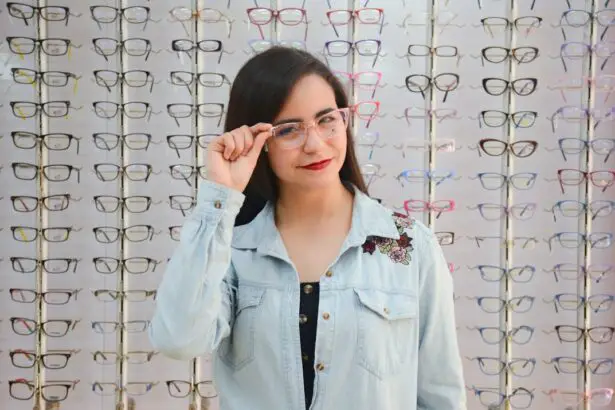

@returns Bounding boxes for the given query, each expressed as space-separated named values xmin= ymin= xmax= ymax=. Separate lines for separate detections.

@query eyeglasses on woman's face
xmin=270 ymin=107 xmax=349 ymax=150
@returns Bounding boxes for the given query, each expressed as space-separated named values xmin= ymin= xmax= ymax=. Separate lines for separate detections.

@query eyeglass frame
xmin=10 ymin=194 xmax=79 ymax=212
xmin=544 ymin=263 xmax=613 ymax=283
xmin=402 ymin=73 xmax=460 ymax=103
xmin=555 ymin=168 xmax=615 ymax=194
xmin=324 ymin=8 xmax=385 ymax=37
xmin=269 ymin=107 xmax=350 ymax=151
xmin=465 ymin=356 xmax=536 ymax=377
xmin=547 ymin=137 xmax=615 ymax=163
xmin=93 ymin=69 xmax=156 ymax=93
xmin=246 ymin=7 xmax=309 ymax=41
xmin=555 ymin=41 xmax=614 ymax=72
xmin=10 ymin=317 xmax=80 ymax=337
xmin=476 ymin=16 xmax=543 ymax=37
xmin=90 ymin=5 xmax=156 ymax=30
xmin=92 ymin=132 xmax=156 ymax=151
xmin=475 ymin=138 xmax=538 ymax=157
xmin=478 ymin=46 xmax=539 ymax=66
xmin=9 ymin=100 xmax=79 ymax=118
xmin=6 ymin=36 xmax=79 ymax=56
xmin=9 ymin=349 xmax=81 ymax=369
xmin=170 ymin=39 xmax=226 ymax=63
xmin=9 ymin=288 xmax=81 ymax=304
xmin=547 ymin=199 xmax=615 ymax=222
xmin=11 ymin=131 xmax=81 ymax=153
xmin=477 ymin=110 xmax=538 ymax=128
xmin=467 ymin=264 xmax=536 ymax=282
xmin=11 ymin=162 xmax=81 ymax=183
xmin=93 ymin=256 xmax=160 ymax=274
xmin=166 ymin=380 xmax=218 ymax=398
xmin=10 ymin=257 xmax=80 ymax=274
xmin=543 ymin=387 xmax=614 ymax=406
xmin=92 ymin=37 xmax=154 ymax=61
xmin=549 ymin=325 xmax=615 ymax=343
xmin=168 ymin=6 xmax=234 ymax=38
xmin=6 ymin=3 xmax=79 ymax=26
xmin=323 ymin=39 xmax=382 ymax=68
xmin=11 ymin=67 xmax=81 ymax=87
xmin=468 ymin=202 xmax=537 ymax=221
xmin=480 ymin=77 xmax=538 ymax=96
xmin=471 ymin=172 xmax=538 ymax=190
xmin=166 ymin=102 xmax=225 ymax=127
xmin=8 ymin=378 xmax=80 ymax=401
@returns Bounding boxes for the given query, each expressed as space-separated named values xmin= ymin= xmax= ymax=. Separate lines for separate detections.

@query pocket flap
xmin=354 ymin=289 xmax=417 ymax=321
xmin=237 ymin=286 xmax=266 ymax=312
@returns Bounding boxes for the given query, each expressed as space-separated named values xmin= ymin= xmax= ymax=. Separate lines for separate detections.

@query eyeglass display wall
xmin=0 ymin=0 xmax=614 ymax=409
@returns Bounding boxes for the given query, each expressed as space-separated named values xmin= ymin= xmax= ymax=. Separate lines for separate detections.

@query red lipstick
xmin=301 ymin=159 xmax=332 ymax=171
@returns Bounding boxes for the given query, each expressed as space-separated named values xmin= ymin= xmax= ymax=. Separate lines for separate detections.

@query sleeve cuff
xmin=194 ymin=179 xmax=246 ymax=219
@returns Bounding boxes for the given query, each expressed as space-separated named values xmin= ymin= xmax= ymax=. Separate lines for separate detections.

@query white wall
xmin=0 ymin=0 xmax=614 ymax=409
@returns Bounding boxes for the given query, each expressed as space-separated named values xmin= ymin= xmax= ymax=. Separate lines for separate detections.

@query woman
xmin=149 ymin=47 xmax=466 ymax=410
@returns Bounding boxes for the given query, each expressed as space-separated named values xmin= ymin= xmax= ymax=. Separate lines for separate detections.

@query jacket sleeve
xmin=414 ymin=221 xmax=467 ymax=410
xmin=148 ymin=180 xmax=245 ymax=361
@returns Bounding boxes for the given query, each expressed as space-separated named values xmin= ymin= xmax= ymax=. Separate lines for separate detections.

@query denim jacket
xmin=149 ymin=180 xmax=467 ymax=410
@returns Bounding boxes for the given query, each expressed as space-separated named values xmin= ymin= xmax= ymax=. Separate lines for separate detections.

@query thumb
xmin=247 ymin=130 xmax=272 ymax=160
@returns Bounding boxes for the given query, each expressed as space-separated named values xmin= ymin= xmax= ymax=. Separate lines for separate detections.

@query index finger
xmin=249 ymin=122 xmax=273 ymax=134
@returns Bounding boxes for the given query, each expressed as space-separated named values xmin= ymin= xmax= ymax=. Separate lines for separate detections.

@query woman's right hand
xmin=205 ymin=123 xmax=273 ymax=193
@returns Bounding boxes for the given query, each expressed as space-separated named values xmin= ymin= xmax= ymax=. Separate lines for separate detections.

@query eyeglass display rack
xmin=0 ymin=0 xmax=614 ymax=409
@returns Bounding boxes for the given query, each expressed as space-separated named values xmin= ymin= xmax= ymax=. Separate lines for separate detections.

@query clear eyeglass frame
xmin=270 ymin=107 xmax=350 ymax=150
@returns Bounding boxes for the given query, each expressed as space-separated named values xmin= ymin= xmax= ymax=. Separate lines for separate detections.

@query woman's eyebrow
xmin=272 ymin=107 xmax=336 ymax=126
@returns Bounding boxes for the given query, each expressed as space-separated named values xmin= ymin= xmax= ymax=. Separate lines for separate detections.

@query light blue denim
xmin=149 ymin=180 xmax=467 ymax=410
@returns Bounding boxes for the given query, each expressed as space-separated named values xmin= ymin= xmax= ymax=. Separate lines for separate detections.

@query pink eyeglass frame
xmin=349 ymin=100 xmax=381 ymax=128
xmin=544 ymin=387 xmax=613 ymax=406
xmin=333 ymin=70 xmax=383 ymax=98
xmin=395 ymin=199 xmax=456 ymax=219
xmin=269 ymin=107 xmax=350 ymax=146
xmin=325 ymin=8 xmax=384 ymax=37
xmin=325 ymin=8 xmax=384 ymax=25
xmin=403 ymin=199 xmax=456 ymax=212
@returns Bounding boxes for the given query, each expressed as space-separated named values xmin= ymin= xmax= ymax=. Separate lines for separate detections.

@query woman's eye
xmin=276 ymin=125 xmax=299 ymax=137
xmin=318 ymin=115 xmax=336 ymax=124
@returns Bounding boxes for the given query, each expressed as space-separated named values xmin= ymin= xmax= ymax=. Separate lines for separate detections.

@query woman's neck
xmin=275 ymin=180 xmax=354 ymax=227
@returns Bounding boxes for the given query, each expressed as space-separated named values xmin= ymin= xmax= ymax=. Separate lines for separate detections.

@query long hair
xmin=223 ymin=47 xmax=368 ymax=226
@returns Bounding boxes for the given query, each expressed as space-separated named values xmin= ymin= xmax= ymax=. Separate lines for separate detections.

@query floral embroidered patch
xmin=392 ymin=212 xmax=415 ymax=231
xmin=361 ymin=213 xmax=415 ymax=265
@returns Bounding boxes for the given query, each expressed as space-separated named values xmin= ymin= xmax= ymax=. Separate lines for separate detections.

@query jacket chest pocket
xmin=353 ymin=288 xmax=417 ymax=380
xmin=218 ymin=286 xmax=266 ymax=371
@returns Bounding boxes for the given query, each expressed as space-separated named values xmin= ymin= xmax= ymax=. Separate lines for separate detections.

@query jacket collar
xmin=232 ymin=183 xmax=400 ymax=260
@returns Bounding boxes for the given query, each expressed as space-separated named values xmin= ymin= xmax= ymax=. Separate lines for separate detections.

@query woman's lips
xmin=300 ymin=159 xmax=332 ymax=171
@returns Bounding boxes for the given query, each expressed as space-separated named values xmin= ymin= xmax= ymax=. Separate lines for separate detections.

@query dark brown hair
xmin=224 ymin=46 xmax=368 ymax=226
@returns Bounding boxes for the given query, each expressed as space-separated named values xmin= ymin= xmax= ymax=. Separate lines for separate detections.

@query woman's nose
xmin=302 ymin=125 xmax=326 ymax=152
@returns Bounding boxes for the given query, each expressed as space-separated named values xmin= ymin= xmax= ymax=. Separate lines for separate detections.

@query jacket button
xmin=213 ymin=200 xmax=222 ymax=209
xmin=322 ymin=312 xmax=330 ymax=320
xmin=303 ymin=284 xmax=313 ymax=294
xmin=383 ymin=307 xmax=390 ymax=314
xmin=299 ymin=314 xmax=308 ymax=324
xmin=315 ymin=362 xmax=325 ymax=371
xmin=325 ymin=270 xmax=333 ymax=277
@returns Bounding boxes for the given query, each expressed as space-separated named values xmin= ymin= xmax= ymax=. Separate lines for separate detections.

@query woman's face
xmin=266 ymin=74 xmax=348 ymax=191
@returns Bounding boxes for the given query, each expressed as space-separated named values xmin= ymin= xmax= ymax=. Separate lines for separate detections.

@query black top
xmin=299 ymin=281 xmax=320 ymax=410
